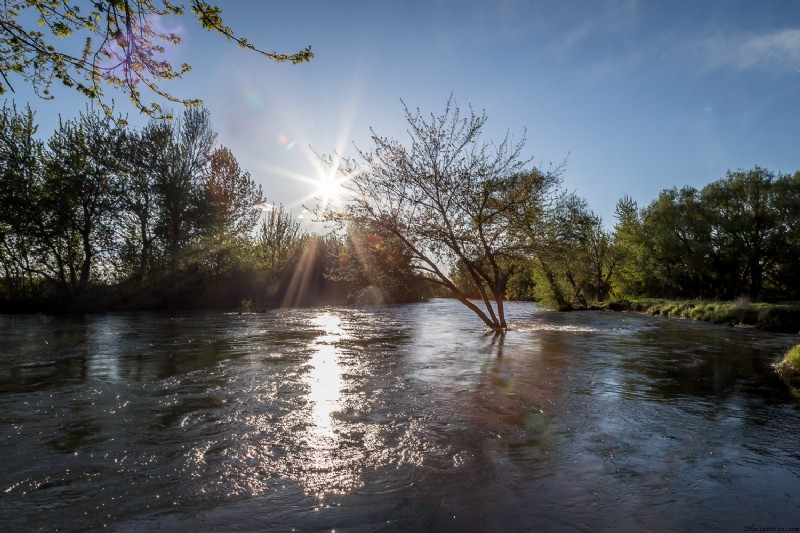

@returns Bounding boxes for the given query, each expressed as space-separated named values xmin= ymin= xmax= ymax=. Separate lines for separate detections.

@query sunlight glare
xmin=315 ymin=173 xmax=346 ymax=206
xmin=307 ymin=313 xmax=346 ymax=439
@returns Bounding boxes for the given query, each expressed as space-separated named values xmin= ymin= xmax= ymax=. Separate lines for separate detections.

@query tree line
xmin=612 ymin=167 xmax=800 ymax=302
xmin=3 ymin=98 xmax=798 ymax=322
xmin=0 ymin=104 xmax=427 ymax=312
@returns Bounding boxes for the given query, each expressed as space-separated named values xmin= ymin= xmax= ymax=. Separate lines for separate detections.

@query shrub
xmin=775 ymin=344 xmax=800 ymax=384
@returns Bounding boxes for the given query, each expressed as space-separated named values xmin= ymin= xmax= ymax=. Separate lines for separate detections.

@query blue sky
xmin=6 ymin=0 xmax=800 ymax=226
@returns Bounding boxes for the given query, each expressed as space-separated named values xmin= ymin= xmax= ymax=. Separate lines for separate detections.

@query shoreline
xmin=594 ymin=298 xmax=800 ymax=335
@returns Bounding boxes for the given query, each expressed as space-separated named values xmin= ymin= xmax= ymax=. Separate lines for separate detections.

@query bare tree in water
xmin=318 ymin=97 xmax=562 ymax=330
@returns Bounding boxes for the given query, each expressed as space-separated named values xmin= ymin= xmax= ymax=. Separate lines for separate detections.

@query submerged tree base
xmin=597 ymin=298 xmax=800 ymax=334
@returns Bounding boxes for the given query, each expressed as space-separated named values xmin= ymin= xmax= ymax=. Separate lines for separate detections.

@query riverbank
xmin=775 ymin=344 xmax=800 ymax=385
xmin=596 ymin=298 xmax=800 ymax=334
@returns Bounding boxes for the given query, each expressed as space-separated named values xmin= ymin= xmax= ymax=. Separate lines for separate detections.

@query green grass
xmin=775 ymin=344 xmax=800 ymax=384
xmin=598 ymin=298 xmax=800 ymax=333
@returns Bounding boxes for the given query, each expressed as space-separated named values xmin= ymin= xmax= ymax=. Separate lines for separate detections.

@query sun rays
xmin=231 ymin=71 xmax=371 ymax=222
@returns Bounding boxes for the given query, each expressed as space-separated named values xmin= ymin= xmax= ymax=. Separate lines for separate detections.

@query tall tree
xmin=0 ymin=103 xmax=44 ymax=299
xmin=702 ymin=167 xmax=778 ymax=301
xmin=0 ymin=1 xmax=312 ymax=121
xmin=154 ymin=106 xmax=215 ymax=270
xmin=44 ymin=110 xmax=123 ymax=293
xmin=318 ymin=97 xmax=561 ymax=329
xmin=610 ymin=195 xmax=647 ymax=297
xmin=115 ymin=119 xmax=170 ymax=285
xmin=196 ymin=146 xmax=263 ymax=275
xmin=199 ymin=146 xmax=263 ymax=239
xmin=639 ymin=187 xmax=714 ymax=298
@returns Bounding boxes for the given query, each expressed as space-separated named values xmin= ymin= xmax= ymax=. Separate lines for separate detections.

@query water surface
xmin=1 ymin=300 xmax=799 ymax=531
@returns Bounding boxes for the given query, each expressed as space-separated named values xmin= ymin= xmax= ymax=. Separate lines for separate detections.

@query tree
xmin=330 ymin=223 xmax=422 ymax=305
xmin=531 ymin=193 xmax=615 ymax=309
xmin=610 ymin=195 xmax=647 ymax=297
xmin=638 ymin=187 xmax=715 ymax=298
xmin=195 ymin=145 xmax=263 ymax=276
xmin=0 ymin=1 xmax=313 ymax=121
xmin=154 ymin=106 xmax=215 ymax=269
xmin=613 ymin=167 xmax=798 ymax=301
xmin=702 ymin=167 xmax=779 ymax=301
xmin=115 ymin=119 xmax=170 ymax=285
xmin=256 ymin=204 xmax=305 ymax=280
xmin=43 ymin=109 xmax=123 ymax=293
xmin=199 ymin=146 xmax=263 ymax=240
xmin=770 ymin=171 xmax=800 ymax=299
xmin=317 ymin=97 xmax=562 ymax=330
xmin=0 ymin=102 xmax=44 ymax=300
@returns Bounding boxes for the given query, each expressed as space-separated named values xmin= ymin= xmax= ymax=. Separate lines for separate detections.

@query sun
xmin=315 ymin=174 xmax=346 ymax=205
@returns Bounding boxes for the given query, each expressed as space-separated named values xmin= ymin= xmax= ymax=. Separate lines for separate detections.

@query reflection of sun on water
xmin=302 ymin=312 xmax=346 ymax=491
xmin=307 ymin=314 xmax=344 ymax=437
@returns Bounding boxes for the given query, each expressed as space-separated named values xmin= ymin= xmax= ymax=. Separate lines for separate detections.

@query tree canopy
xmin=0 ymin=1 xmax=313 ymax=121
xmin=609 ymin=167 xmax=800 ymax=302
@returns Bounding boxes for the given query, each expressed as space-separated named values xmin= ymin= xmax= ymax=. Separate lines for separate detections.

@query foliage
xmin=0 ymin=1 xmax=313 ymax=122
xmin=3 ymin=95 xmax=800 ymax=318
xmin=610 ymin=167 xmax=800 ymax=302
xmin=318 ymin=96 xmax=562 ymax=329
xmin=531 ymin=193 xmax=619 ymax=309
xmin=329 ymin=223 xmax=423 ymax=305
xmin=0 ymin=103 xmax=279 ymax=311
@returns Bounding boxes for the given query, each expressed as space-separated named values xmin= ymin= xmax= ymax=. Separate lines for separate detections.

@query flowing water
xmin=1 ymin=299 xmax=799 ymax=531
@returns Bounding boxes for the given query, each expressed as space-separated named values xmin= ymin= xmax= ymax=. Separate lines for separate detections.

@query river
xmin=1 ymin=299 xmax=799 ymax=531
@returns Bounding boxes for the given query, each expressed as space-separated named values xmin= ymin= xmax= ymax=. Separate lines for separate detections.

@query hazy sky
xmin=7 ymin=0 xmax=800 ymax=226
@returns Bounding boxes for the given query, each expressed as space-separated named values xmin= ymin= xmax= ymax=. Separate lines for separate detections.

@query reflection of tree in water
xmin=616 ymin=324 xmax=795 ymax=405
xmin=431 ymin=329 xmax=576 ymax=480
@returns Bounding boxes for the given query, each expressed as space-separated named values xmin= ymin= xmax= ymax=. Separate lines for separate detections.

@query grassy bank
xmin=775 ymin=344 xmax=800 ymax=385
xmin=597 ymin=298 xmax=800 ymax=334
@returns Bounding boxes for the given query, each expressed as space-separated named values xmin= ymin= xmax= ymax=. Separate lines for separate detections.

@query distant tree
xmin=330 ymin=223 xmax=422 ymax=304
xmin=196 ymin=145 xmax=263 ymax=276
xmin=115 ymin=119 xmax=170 ymax=285
xmin=613 ymin=167 xmax=800 ymax=302
xmin=43 ymin=110 xmax=124 ymax=293
xmin=0 ymin=1 xmax=313 ymax=121
xmin=154 ymin=107 xmax=215 ymax=269
xmin=527 ymin=190 xmax=621 ymax=308
xmin=253 ymin=204 xmax=306 ymax=305
xmin=0 ymin=102 xmax=44 ymax=299
xmin=503 ymin=258 xmax=537 ymax=301
xmin=317 ymin=97 xmax=562 ymax=329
